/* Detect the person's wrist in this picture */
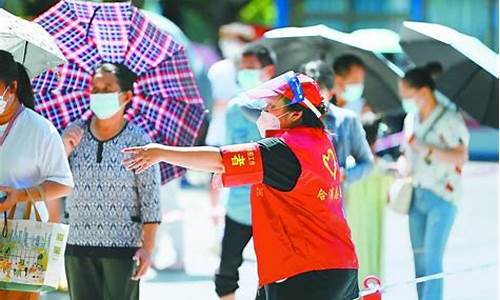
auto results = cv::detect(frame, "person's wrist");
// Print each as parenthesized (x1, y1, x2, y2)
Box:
(156, 148, 167, 163)
(424, 146, 434, 164)
(142, 243, 154, 254)
(63, 141, 73, 155)
(426, 146, 434, 157)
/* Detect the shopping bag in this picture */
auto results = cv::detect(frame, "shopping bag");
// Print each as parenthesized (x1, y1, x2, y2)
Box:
(388, 177, 413, 215)
(0, 196, 69, 293)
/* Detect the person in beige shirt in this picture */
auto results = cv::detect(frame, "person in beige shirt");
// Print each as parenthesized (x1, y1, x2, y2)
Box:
(399, 66, 469, 300)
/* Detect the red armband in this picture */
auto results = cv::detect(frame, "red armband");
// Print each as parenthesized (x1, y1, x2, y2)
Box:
(220, 143, 264, 187)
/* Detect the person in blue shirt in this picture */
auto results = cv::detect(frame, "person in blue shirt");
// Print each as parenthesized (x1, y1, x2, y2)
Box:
(216, 44, 276, 300)
(332, 54, 367, 116)
(300, 60, 373, 185)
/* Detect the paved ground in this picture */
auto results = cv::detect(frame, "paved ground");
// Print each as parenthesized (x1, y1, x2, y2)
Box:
(43, 162, 498, 300)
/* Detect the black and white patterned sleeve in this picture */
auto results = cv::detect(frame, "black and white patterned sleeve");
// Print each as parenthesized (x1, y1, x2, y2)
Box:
(134, 133, 162, 224)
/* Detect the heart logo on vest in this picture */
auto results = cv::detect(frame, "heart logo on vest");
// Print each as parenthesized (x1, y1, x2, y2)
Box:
(322, 148, 338, 180)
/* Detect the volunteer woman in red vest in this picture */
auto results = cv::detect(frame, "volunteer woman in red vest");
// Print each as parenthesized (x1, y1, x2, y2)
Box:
(123, 72, 359, 300)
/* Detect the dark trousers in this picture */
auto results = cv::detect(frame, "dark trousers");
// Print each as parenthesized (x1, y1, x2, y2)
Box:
(214, 215, 253, 297)
(262, 269, 359, 300)
(65, 255, 139, 300)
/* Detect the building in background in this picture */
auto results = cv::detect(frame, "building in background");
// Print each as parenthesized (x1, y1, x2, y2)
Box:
(294, 0, 498, 52)
(2, 0, 498, 160)
(2, 0, 497, 53)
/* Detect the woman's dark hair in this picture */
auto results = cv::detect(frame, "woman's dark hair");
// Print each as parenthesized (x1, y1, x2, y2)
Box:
(0, 50, 35, 110)
(95, 63, 137, 92)
(425, 61, 444, 80)
(299, 60, 334, 90)
(333, 54, 365, 77)
(363, 120, 381, 146)
(402, 67, 436, 91)
(287, 101, 328, 129)
(242, 44, 276, 67)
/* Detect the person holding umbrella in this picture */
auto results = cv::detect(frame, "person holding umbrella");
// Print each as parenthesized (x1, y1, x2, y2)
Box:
(123, 72, 359, 300)
(399, 67, 469, 300)
(0, 50, 74, 300)
(61, 63, 161, 300)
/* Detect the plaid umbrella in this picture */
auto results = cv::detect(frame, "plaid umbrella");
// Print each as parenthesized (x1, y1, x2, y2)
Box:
(32, 0, 205, 183)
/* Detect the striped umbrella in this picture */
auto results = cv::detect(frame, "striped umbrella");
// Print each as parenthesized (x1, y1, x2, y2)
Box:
(32, 0, 206, 183)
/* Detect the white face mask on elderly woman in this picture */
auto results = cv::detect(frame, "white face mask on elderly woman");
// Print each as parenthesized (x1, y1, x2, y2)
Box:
(0, 87, 12, 115)
(90, 92, 124, 120)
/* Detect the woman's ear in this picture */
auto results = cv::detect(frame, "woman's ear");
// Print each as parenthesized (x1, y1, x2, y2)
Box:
(9, 81, 18, 96)
(290, 110, 303, 124)
(333, 76, 345, 96)
(122, 90, 133, 105)
(262, 65, 276, 81)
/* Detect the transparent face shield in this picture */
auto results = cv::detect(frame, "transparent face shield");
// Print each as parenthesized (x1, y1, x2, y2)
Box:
(236, 71, 322, 118)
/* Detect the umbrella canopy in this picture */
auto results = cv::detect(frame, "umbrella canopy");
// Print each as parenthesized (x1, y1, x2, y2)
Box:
(32, 0, 206, 183)
(0, 8, 66, 77)
(260, 25, 404, 114)
(141, 10, 201, 72)
(400, 21, 499, 128)
(350, 28, 402, 54)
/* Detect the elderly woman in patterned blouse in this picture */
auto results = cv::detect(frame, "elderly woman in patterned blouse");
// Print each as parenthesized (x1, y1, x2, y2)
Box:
(61, 63, 161, 300)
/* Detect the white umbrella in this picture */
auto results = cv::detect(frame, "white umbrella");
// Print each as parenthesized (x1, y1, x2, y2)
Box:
(350, 28, 402, 54)
(0, 9, 66, 77)
(400, 21, 498, 76)
(400, 21, 499, 128)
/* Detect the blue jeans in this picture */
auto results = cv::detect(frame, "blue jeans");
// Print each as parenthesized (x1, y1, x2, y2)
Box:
(409, 187, 457, 300)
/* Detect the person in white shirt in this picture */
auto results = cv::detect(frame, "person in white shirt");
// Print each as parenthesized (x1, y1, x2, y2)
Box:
(204, 23, 261, 236)
(205, 22, 257, 147)
(399, 66, 469, 300)
(0, 50, 74, 300)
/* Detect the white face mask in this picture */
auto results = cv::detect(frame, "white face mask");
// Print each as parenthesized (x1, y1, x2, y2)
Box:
(402, 98, 419, 114)
(341, 83, 364, 103)
(219, 39, 246, 60)
(90, 92, 123, 120)
(237, 69, 262, 90)
(0, 87, 12, 115)
(256, 111, 288, 138)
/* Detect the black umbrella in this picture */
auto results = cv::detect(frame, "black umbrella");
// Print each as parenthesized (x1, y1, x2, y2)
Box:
(400, 21, 499, 128)
(259, 25, 404, 114)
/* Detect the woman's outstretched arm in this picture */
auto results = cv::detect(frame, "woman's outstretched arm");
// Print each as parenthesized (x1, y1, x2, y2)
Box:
(123, 144, 224, 174)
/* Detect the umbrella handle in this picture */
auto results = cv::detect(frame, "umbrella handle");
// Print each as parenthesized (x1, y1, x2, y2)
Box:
(86, 6, 102, 40)
(22, 41, 28, 65)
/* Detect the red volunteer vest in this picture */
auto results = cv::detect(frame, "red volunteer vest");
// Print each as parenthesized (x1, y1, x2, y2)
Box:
(220, 127, 358, 286)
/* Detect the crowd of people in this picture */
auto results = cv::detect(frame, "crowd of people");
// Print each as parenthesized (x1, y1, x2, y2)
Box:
(0, 13, 471, 300)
